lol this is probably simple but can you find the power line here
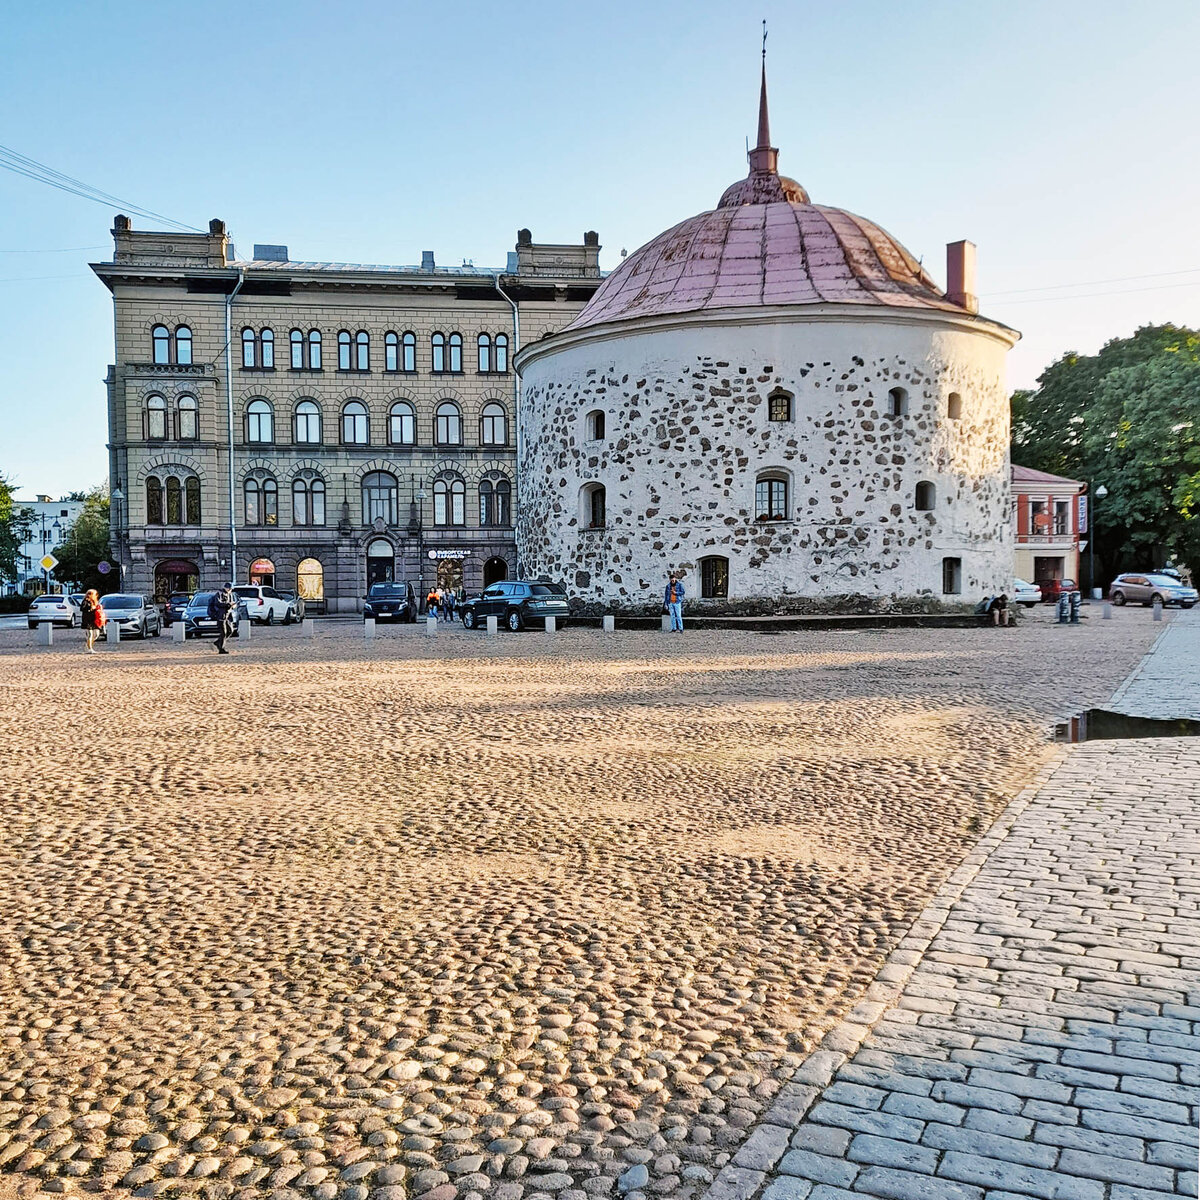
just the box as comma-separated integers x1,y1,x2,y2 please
989,266,1200,297
0,144,202,233
988,279,1200,306
0,244,106,254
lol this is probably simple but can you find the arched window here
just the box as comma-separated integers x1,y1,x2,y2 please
389,401,415,446
431,332,446,373
480,478,512,526
586,410,605,441
362,471,397,525
178,394,198,440
260,328,274,369
242,327,256,368
146,394,167,440
581,483,606,529
480,402,507,446
768,388,793,422
887,387,908,417
185,476,201,524
244,476,277,526
152,325,170,364
494,334,509,374
297,557,324,604
308,329,322,369
175,325,192,365
700,556,729,599
947,392,962,420
293,475,326,526
479,479,493,526
294,399,321,444
246,399,273,443
385,331,399,372
448,332,463,373
146,476,163,524
755,474,788,521
165,476,183,525
435,401,462,445
338,330,352,371
341,400,369,445
915,481,936,511
402,331,416,372
355,330,369,371
290,329,304,369
434,478,466,526
245,477,260,526
477,333,491,373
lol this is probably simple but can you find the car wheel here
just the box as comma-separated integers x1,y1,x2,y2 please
139,622,148,639
1110,591,1126,606
463,610,476,630
284,608,295,625
1182,603,1195,609
506,609,524,632
265,609,274,626
152,622,161,637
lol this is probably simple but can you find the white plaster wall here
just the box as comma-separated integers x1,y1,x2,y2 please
517,311,1014,611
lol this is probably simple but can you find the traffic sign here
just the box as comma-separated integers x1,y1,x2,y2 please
97,561,111,574
39,554,58,573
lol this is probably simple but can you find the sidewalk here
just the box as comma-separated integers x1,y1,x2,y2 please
709,611,1200,1200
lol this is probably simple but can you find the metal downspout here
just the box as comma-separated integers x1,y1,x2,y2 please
494,274,521,571
225,269,245,586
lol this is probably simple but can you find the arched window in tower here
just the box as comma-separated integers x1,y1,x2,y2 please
947,392,963,421
585,410,605,441
152,325,170,364
477,333,491,373
175,325,192,365
887,387,908,417
355,330,369,371
402,331,416,372
290,329,304,369
146,476,163,525
448,332,463,373
755,473,788,521
581,483,606,529
308,329,322,369
480,402,507,446
242,327,256,369
494,334,509,373
165,476,183,525
338,330,352,370
700,556,729,599
178,395,198,440
915,481,936,511
185,476,201,524
431,332,446,373
385,331,399,372
260,328,274,369
146,394,167,440
767,388,793,422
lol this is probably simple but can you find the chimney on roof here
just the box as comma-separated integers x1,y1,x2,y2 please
946,240,978,313
421,250,435,271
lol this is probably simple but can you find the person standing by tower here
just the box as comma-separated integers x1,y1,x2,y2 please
664,572,685,632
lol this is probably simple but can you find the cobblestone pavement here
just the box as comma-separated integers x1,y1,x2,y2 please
727,611,1200,1200
0,610,1171,1200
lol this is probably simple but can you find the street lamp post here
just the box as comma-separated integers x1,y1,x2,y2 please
1090,484,1108,598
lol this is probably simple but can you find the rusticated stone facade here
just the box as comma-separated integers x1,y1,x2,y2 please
516,312,1018,613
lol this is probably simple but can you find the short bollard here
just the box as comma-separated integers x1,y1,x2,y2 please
661,613,672,632
1153,598,1164,622
303,618,315,636
545,616,556,634
1102,602,1113,620
425,616,437,636
240,618,250,641
171,622,185,643
105,622,120,645
36,622,52,647
364,618,376,640
486,615,498,636
602,614,615,633
1092,587,1103,601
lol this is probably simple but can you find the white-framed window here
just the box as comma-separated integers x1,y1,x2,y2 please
755,474,788,521
246,399,273,443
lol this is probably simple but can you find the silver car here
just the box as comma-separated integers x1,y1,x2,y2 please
98,593,163,638
1109,573,1198,609
27,593,80,629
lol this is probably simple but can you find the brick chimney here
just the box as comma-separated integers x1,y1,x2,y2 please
946,240,978,313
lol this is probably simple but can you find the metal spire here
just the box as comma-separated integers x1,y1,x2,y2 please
748,21,778,175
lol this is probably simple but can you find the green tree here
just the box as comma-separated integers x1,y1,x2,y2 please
0,474,34,583
52,486,111,593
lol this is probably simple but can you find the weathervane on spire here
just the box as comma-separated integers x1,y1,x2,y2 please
762,18,767,63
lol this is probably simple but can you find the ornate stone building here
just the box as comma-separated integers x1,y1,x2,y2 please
93,222,601,610
516,70,1020,612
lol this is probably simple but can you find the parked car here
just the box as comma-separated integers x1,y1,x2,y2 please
98,593,162,639
162,592,192,626
461,580,570,631
1109,573,1198,609
232,585,297,625
27,593,80,628
277,589,305,621
363,581,418,623
69,592,86,609
1013,578,1042,608
1038,578,1078,603
183,592,245,638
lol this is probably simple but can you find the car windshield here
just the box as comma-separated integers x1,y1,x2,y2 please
100,594,140,607
1149,575,1187,586
188,593,214,607
530,585,561,597
232,587,257,596
369,584,407,597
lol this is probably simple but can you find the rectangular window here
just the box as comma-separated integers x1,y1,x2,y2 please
942,557,962,595
701,557,729,599
755,478,788,521
1030,499,1048,534
1054,500,1069,536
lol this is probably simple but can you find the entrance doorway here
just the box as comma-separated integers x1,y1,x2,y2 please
154,558,199,603
483,556,509,587
436,558,463,595
249,557,276,587
366,538,394,586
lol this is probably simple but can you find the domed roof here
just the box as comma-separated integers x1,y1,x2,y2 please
566,66,967,335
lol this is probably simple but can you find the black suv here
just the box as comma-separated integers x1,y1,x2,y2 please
462,581,569,631
363,581,418,623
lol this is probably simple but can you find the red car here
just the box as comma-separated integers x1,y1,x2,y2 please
1038,577,1078,603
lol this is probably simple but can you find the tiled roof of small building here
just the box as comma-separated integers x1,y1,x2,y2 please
1011,464,1085,488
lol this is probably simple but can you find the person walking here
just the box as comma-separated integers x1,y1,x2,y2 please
209,584,235,654
444,589,456,622
426,587,439,620
80,588,104,653
664,572,686,632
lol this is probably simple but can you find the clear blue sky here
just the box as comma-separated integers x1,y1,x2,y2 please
2,0,1197,497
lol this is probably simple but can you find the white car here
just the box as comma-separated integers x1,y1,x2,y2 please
27,593,80,628
1013,578,1042,608
232,585,297,625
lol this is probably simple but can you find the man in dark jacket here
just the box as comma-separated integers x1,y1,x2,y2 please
209,585,235,654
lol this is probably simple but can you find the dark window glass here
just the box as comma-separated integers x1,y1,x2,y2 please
185,476,200,524
495,479,511,526
701,557,729,599
263,479,278,526
244,480,260,525
942,556,962,594
480,480,493,526
755,477,787,520
768,390,792,421
915,481,936,511
587,485,605,529
166,477,182,524
146,476,163,524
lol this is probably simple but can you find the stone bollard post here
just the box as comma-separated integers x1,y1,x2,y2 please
661,613,672,632
545,616,556,634
303,618,315,636
171,622,185,643
36,622,52,647
364,618,376,640
425,616,438,637
105,622,120,646
1102,602,1113,620
1153,598,1164,622
240,617,250,641
486,615,498,636
602,615,615,632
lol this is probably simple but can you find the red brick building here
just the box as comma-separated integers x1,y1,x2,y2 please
1012,464,1086,588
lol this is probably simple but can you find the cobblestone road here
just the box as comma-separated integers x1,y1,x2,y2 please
726,611,1200,1200
0,610,1173,1200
